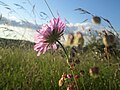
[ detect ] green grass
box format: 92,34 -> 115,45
0,42 -> 120,90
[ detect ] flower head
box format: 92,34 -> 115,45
34,17 -> 65,56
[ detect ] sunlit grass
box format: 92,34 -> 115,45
0,42 -> 120,90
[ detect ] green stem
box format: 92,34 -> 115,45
56,40 -> 69,59
56,40 -> 78,90
81,77 -> 86,90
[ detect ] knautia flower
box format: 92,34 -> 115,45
34,17 -> 65,56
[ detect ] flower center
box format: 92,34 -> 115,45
45,27 -> 63,44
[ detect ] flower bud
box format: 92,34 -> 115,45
67,74 -> 73,78
62,72 -> 67,80
70,63 -> 75,67
75,75 -> 80,79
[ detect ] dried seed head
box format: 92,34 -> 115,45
89,67 -> 99,78
92,16 -> 101,24
58,77 -> 64,87
75,59 -> 80,64
80,70 -> 85,76
70,50 -> 76,58
67,84 -> 75,90
68,58 -> 73,63
69,67 -> 74,70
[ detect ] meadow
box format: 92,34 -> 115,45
0,38 -> 120,90
0,0 -> 120,89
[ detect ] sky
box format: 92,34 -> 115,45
0,0 -> 120,31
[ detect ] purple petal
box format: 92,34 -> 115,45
52,44 -> 57,50
37,51 -> 41,56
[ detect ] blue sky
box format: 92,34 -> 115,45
0,0 -> 120,31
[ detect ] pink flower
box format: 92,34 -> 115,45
34,17 -> 65,56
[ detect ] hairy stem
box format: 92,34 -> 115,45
56,40 -> 78,90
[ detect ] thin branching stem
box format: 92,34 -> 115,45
56,40 -> 79,90
75,7 -> 119,38
44,0 -> 55,18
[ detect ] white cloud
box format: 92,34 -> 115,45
65,22 -> 105,36
8,16 -> 20,22
0,21 -> 119,44
0,24 -> 35,42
